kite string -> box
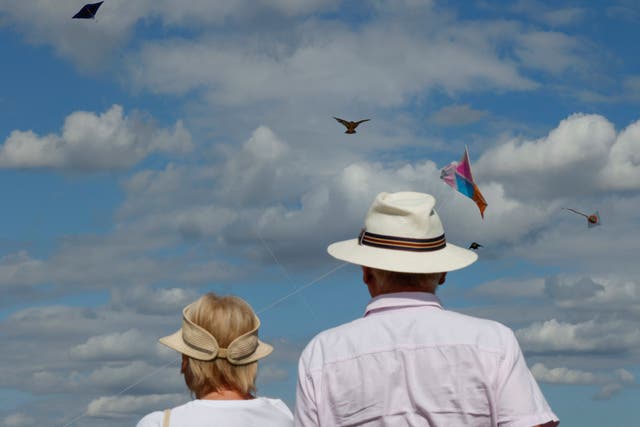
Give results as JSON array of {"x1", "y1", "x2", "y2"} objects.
[
  {"x1": 256, "y1": 262, "x2": 348, "y2": 315},
  {"x1": 58, "y1": 261, "x2": 347, "y2": 427},
  {"x1": 253, "y1": 225, "x2": 322, "y2": 321}
]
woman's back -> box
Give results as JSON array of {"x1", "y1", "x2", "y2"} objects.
[{"x1": 137, "y1": 397, "x2": 293, "y2": 427}]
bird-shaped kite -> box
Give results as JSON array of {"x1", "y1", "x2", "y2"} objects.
[
  {"x1": 440, "y1": 146, "x2": 487, "y2": 218},
  {"x1": 73, "y1": 1, "x2": 104, "y2": 19},
  {"x1": 563, "y1": 208, "x2": 601, "y2": 228},
  {"x1": 469, "y1": 242, "x2": 483, "y2": 250},
  {"x1": 334, "y1": 117, "x2": 370, "y2": 134}
]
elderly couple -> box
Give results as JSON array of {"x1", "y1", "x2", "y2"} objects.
[{"x1": 136, "y1": 192, "x2": 559, "y2": 427}]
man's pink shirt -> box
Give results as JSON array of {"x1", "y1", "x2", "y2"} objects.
[{"x1": 295, "y1": 292, "x2": 559, "y2": 427}]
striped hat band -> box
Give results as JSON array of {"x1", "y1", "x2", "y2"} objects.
[{"x1": 358, "y1": 229, "x2": 447, "y2": 252}]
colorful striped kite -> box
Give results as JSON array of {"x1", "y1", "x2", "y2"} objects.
[{"x1": 440, "y1": 147, "x2": 487, "y2": 218}]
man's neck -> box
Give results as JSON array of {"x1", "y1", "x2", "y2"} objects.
[{"x1": 369, "y1": 288, "x2": 436, "y2": 298}]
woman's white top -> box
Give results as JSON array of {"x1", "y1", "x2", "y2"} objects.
[{"x1": 136, "y1": 397, "x2": 294, "y2": 427}]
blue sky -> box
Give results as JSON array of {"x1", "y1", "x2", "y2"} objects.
[{"x1": 1, "y1": 0, "x2": 640, "y2": 426}]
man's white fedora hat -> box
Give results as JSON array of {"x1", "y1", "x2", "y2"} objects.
[{"x1": 328, "y1": 191, "x2": 477, "y2": 273}]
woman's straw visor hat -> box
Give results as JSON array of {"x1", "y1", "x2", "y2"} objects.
[
  {"x1": 159, "y1": 303, "x2": 273, "y2": 365},
  {"x1": 327, "y1": 191, "x2": 477, "y2": 273}
]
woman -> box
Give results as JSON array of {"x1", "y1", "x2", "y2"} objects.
[{"x1": 136, "y1": 293, "x2": 293, "y2": 427}]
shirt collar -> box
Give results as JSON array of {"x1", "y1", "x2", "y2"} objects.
[{"x1": 364, "y1": 292, "x2": 443, "y2": 317}]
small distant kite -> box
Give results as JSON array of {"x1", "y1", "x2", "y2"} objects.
[
  {"x1": 334, "y1": 117, "x2": 370, "y2": 134},
  {"x1": 469, "y1": 242, "x2": 483, "y2": 250},
  {"x1": 73, "y1": 1, "x2": 104, "y2": 19},
  {"x1": 563, "y1": 208, "x2": 601, "y2": 228},
  {"x1": 440, "y1": 146, "x2": 488, "y2": 218}
]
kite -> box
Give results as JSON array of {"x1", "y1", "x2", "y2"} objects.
[
  {"x1": 73, "y1": 1, "x2": 104, "y2": 19},
  {"x1": 563, "y1": 208, "x2": 601, "y2": 228},
  {"x1": 468, "y1": 242, "x2": 483, "y2": 250},
  {"x1": 334, "y1": 117, "x2": 370, "y2": 134},
  {"x1": 440, "y1": 146, "x2": 488, "y2": 218}
]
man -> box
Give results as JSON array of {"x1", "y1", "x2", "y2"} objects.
[{"x1": 294, "y1": 191, "x2": 559, "y2": 427}]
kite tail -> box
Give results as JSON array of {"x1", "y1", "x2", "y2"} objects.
[
  {"x1": 565, "y1": 208, "x2": 588, "y2": 218},
  {"x1": 472, "y1": 183, "x2": 487, "y2": 218}
]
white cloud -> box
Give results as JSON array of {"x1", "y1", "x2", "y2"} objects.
[
  {"x1": 543, "y1": 275, "x2": 640, "y2": 312},
  {"x1": 470, "y1": 277, "x2": 546, "y2": 299},
  {"x1": 572, "y1": 74, "x2": 640, "y2": 104},
  {"x1": 1, "y1": 110, "x2": 637, "y2": 300},
  {"x1": 0, "y1": 105, "x2": 191, "y2": 171},
  {"x1": 544, "y1": 276, "x2": 605, "y2": 301},
  {"x1": 125, "y1": 19, "x2": 536, "y2": 107},
  {"x1": 215, "y1": 126, "x2": 297, "y2": 206},
  {"x1": 453, "y1": 181, "x2": 555, "y2": 243},
  {"x1": 6, "y1": 305, "x2": 98, "y2": 337},
  {"x1": 515, "y1": 31, "x2": 587, "y2": 75},
  {"x1": 0, "y1": 251, "x2": 46, "y2": 288},
  {"x1": 476, "y1": 113, "x2": 640, "y2": 199},
  {"x1": 0, "y1": 228, "x2": 239, "y2": 298},
  {"x1": 428, "y1": 104, "x2": 488, "y2": 127},
  {"x1": 118, "y1": 163, "x2": 213, "y2": 218},
  {"x1": 147, "y1": 0, "x2": 339, "y2": 25},
  {"x1": 531, "y1": 363, "x2": 636, "y2": 400},
  {"x1": 115, "y1": 126, "x2": 466, "y2": 264},
  {"x1": 541, "y1": 8, "x2": 587, "y2": 26},
  {"x1": 615, "y1": 368, "x2": 635, "y2": 383},
  {"x1": 88, "y1": 361, "x2": 183, "y2": 394},
  {"x1": 0, "y1": 0, "x2": 142, "y2": 70},
  {"x1": 516, "y1": 318, "x2": 640, "y2": 354},
  {"x1": 0, "y1": 301, "x2": 186, "y2": 406},
  {"x1": 69, "y1": 329, "x2": 158, "y2": 361},
  {"x1": 0, "y1": 0, "x2": 339, "y2": 70},
  {"x1": 1, "y1": 413, "x2": 35, "y2": 427},
  {"x1": 109, "y1": 285, "x2": 199, "y2": 315},
  {"x1": 477, "y1": 113, "x2": 614, "y2": 178},
  {"x1": 511, "y1": 1, "x2": 587, "y2": 27},
  {"x1": 107, "y1": 122, "x2": 615, "y2": 269},
  {"x1": 511, "y1": 203, "x2": 640, "y2": 273},
  {"x1": 598, "y1": 119, "x2": 640, "y2": 189},
  {"x1": 531, "y1": 362, "x2": 598, "y2": 384},
  {"x1": 593, "y1": 383, "x2": 623, "y2": 400}
]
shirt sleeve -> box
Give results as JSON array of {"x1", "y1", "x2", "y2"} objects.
[
  {"x1": 496, "y1": 330, "x2": 559, "y2": 427},
  {"x1": 294, "y1": 347, "x2": 320, "y2": 427}
]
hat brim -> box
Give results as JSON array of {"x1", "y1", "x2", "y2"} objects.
[
  {"x1": 328, "y1": 238, "x2": 477, "y2": 273},
  {"x1": 159, "y1": 330, "x2": 274, "y2": 364}
]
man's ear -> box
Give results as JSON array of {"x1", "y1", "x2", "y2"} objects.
[
  {"x1": 438, "y1": 272, "x2": 447, "y2": 285},
  {"x1": 362, "y1": 266, "x2": 374, "y2": 286},
  {"x1": 362, "y1": 266, "x2": 380, "y2": 297}
]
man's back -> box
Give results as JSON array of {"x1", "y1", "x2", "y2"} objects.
[{"x1": 295, "y1": 292, "x2": 558, "y2": 427}]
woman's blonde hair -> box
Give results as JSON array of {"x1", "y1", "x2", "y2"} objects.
[{"x1": 182, "y1": 293, "x2": 259, "y2": 398}]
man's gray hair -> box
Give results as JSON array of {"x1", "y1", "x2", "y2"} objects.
[{"x1": 370, "y1": 268, "x2": 442, "y2": 293}]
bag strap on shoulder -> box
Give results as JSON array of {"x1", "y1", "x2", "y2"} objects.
[{"x1": 162, "y1": 409, "x2": 171, "y2": 427}]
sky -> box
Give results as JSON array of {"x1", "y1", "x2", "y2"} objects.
[{"x1": 1, "y1": 0, "x2": 640, "y2": 426}]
